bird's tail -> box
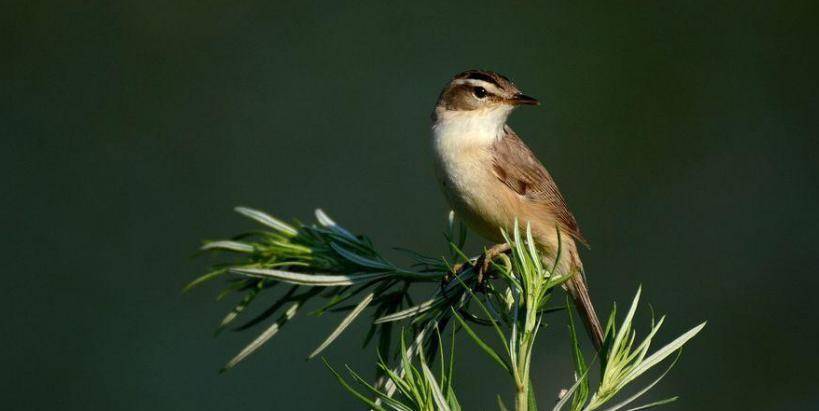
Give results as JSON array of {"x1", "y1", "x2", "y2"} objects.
[{"x1": 565, "y1": 273, "x2": 605, "y2": 351}]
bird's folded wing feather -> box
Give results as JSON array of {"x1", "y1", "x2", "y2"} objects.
[{"x1": 491, "y1": 125, "x2": 587, "y2": 246}]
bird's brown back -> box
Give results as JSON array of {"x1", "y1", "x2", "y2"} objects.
[{"x1": 490, "y1": 126, "x2": 587, "y2": 246}]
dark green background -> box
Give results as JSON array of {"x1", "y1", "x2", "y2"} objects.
[{"x1": 4, "y1": 1, "x2": 818, "y2": 410}]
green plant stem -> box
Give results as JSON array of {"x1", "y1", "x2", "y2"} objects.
[
  {"x1": 514, "y1": 340, "x2": 531, "y2": 411},
  {"x1": 515, "y1": 384, "x2": 528, "y2": 411},
  {"x1": 514, "y1": 286, "x2": 539, "y2": 411}
]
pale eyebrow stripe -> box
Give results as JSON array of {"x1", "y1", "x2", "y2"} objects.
[{"x1": 453, "y1": 79, "x2": 504, "y2": 95}]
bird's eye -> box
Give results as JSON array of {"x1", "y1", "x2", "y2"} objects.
[{"x1": 473, "y1": 87, "x2": 488, "y2": 98}]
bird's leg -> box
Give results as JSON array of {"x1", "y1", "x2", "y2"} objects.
[
  {"x1": 441, "y1": 243, "x2": 511, "y2": 297},
  {"x1": 475, "y1": 243, "x2": 511, "y2": 289}
]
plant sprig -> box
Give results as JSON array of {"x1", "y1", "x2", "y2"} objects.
[
  {"x1": 188, "y1": 207, "x2": 705, "y2": 411},
  {"x1": 188, "y1": 207, "x2": 451, "y2": 371},
  {"x1": 325, "y1": 329, "x2": 462, "y2": 411}
]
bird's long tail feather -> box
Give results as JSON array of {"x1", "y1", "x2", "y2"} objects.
[{"x1": 566, "y1": 274, "x2": 604, "y2": 351}]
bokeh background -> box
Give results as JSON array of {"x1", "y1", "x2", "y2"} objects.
[{"x1": 4, "y1": 1, "x2": 818, "y2": 410}]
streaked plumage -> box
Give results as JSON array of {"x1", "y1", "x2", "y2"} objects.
[{"x1": 431, "y1": 69, "x2": 604, "y2": 349}]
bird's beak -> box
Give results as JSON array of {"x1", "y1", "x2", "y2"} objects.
[{"x1": 509, "y1": 93, "x2": 540, "y2": 106}]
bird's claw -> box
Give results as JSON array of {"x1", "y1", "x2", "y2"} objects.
[
  {"x1": 474, "y1": 243, "x2": 511, "y2": 290},
  {"x1": 440, "y1": 243, "x2": 511, "y2": 296}
]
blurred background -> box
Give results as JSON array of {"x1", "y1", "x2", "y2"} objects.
[{"x1": 3, "y1": 1, "x2": 818, "y2": 410}]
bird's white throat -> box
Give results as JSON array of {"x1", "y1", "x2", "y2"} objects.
[{"x1": 432, "y1": 106, "x2": 513, "y2": 148}]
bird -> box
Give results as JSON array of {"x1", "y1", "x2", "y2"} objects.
[{"x1": 431, "y1": 69, "x2": 604, "y2": 350}]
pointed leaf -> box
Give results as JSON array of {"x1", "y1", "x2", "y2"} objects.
[
  {"x1": 200, "y1": 240, "x2": 255, "y2": 253},
  {"x1": 422, "y1": 362, "x2": 451, "y2": 411},
  {"x1": 623, "y1": 397, "x2": 678, "y2": 411},
  {"x1": 330, "y1": 242, "x2": 393, "y2": 270},
  {"x1": 308, "y1": 292, "x2": 375, "y2": 359},
  {"x1": 221, "y1": 301, "x2": 301, "y2": 371},
  {"x1": 234, "y1": 206, "x2": 297, "y2": 236},
  {"x1": 626, "y1": 322, "x2": 705, "y2": 381},
  {"x1": 498, "y1": 396, "x2": 511, "y2": 411},
  {"x1": 451, "y1": 309, "x2": 510, "y2": 374},
  {"x1": 611, "y1": 287, "x2": 642, "y2": 357},
  {"x1": 216, "y1": 287, "x2": 260, "y2": 335},
  {"x1": 231, "y1": 267, "x2": 388, "y2": 286},
  {"x1": 315, "y1": 209, "x2": 359, "y2": 243},
  {"x1": 182, "y1": 268, "x2": 227, "y2": 292},
  {"x1": 553, "y1": 367, "x2": 591, "y2": 411},
  {"x1": 597, "y1": 351, "x2": 682, "y2": 411},
  {"x1": 322, "y1": 359, "x2": 385, "y2": 410},
  {"x1": 374, "y1": 296, "x2": 443, "y2": 323}
]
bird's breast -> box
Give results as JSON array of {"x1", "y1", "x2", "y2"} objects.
[
  {"x1": 432, "y1": 123, "x2": 512, "y2": 242},
  {"x1": 431, "y1": 116, "x2": 582, "y2": 274}
]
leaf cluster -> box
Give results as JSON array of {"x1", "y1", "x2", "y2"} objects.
[{"x1": 188, "y1": 207, "x2": 705, "y2": 411}]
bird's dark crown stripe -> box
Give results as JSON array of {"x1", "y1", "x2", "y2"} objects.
[{"x1": 464, "y1": 72, "x2": 501, "y2": 87}]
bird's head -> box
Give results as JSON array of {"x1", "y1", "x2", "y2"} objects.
[{"x1": 433, "y1": 69, "x2": 539, "y2": 122}]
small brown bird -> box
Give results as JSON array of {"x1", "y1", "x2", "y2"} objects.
[{"x1": 431, "y1": 69, "x2": 604, "y2": 349}]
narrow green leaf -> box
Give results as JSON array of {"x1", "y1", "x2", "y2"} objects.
[
  {"x1": 308, "y1": 292, "x2": 375, "y2": 359},
  {"x1": 528, "y1": 377, "x2": 539, "y2": 411},
  {"x1": 451, "y1": 309, "x2": 511, "y2": 374},
  {"x1": 200, "y1": 240, "x2": 255, "y2": 253},
  {"x1": 322, "y1": 358, "x2": 385, "y2": 411},
  {"x1": 498, "y1": 396, "x2": 511, "y2": 411},
  {"x1": 610, "y1": 287, "x2": 642, "y2": 361},
  {"x1": 346, "y1": 365, "x2": 414, "y2": 411},
  {"x1": 234, "y1": 206, "x2": 297, "y2": 236},
  {"x1": 623, "y1": 397, "x2": 678, "y2": 411},
  {"x1": 422, "y1": 362, "x2": 451, "y2": 411},
  {"x1": 182, "y1": 268, "x2": 227, "y2": 293},
  {"x1": 215, "y1": 279, "x2": 248, "y2": 301},
  {"x1": 598, "y1": 351, "x2": 682, "y2": 411},
  {"x1": 330, "y1": 242, "x2": 393, "y2": 270},
  {"x1": 549, "y1": 226, "x2": 563, "y2": 274},
  {"x1": 216, "y1": 286, "x2": 260, "y2": 335},
  {"x1": 446, "y1": 210, "x2": 456, "y2": 243},
  {"x1": 234, "y1": 285, "x2": 299, "y2": 331},
  {"x1": 448, "y1": 327, "x2": 457, "y2": 389},
  {"x1": 394, "y1": 247, "x2": 445, "y2": 266},
  {"x1": 525, "y1": 223, "x2": 543, "y2": 275},
  {"x1": 450, "y1": 274, "x2": 510, "y2": 358},
  {"x1": 626, "y1": 322, "x2": 705, "y2": 381},
  {"x1": 221, "y1": 301, "x2": 301, "y2": 371},
  {"x1": 315, "y1": 209, "x2": 359, "y2": 243},
  {"x1": 623, "y1": 316, "x2": 666, "y2": 367},
  {"x1": 230, "y1": 267, "x2": 388, "y2": 286},
  {"x1": 457, "y1": 219, "x2": 467, "y2": 250},
  {"x1": 374, "y1": 296, "x2": 443, "y2": 323},
  {"x1": 567, "y1": 298, "x2": 589, "y2": 410},
  {"x1": 552, "y1": 367, "x2": 591, "y2": 411}
]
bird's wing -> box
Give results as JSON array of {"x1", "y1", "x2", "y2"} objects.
[{"x1": 491, "y1": 125, "x2": 587, "y2": 246}]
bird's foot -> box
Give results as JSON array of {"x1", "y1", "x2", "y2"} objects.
[
  {"x1": 440, "y1": 243, "x2": 511, "y2": 297},
  {"x1": 474, "y1": 243, "x2": 511, "y2": 290}
]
